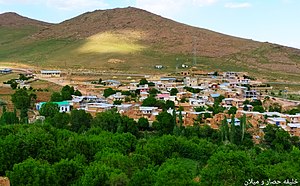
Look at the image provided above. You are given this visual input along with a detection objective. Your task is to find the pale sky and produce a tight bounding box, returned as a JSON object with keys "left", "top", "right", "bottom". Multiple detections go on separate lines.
{"left": 0, "top": 0, "right": 299, "bottom": 49}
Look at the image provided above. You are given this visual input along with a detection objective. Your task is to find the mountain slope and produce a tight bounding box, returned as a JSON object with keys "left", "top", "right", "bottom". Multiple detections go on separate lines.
{"left": 34, "top": 7, "right": 259, "bottom": 57}
{"left": 0, "top": 7, "right": 300, "bottom": 81}
{"left": 0, "top": 12, "right": 51, "bottom": 27}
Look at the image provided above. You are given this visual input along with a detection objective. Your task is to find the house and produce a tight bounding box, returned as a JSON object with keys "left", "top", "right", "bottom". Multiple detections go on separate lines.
{"left": 139, "top": 107, "right": 159, "bottom": 119}
{"left": 40, "top": 70, "right": 61, "bottom": 77}
{"left": 243, "top": 90, "right": 258, "bottom": 99}
{"left": 285, "top": 114, "right": 300, "bottom": 123}
{"left": 110, "top": 92, "right": 125, "bottom": 102}
{"left": 103, "top": 80, "right": 121, "bottom": 87}
{"left": 139, "top": 92, "right": 149, "bottom": 102}
{"left": 287, "top": 123, "right": 300, "bottom": 136}
{"left": 266, "top": 117, "right": 287, "bottom": 126}
{"left": 0, "top": 68, "right": 12, "bottom": 74}
{"left": 227, "top": 118, "right": 241, "bottom": 126}
{"left": 184, "top": 77, "right": 198, "bottom": 87}
{"left": 156, "top": 93, "right": 170, "bottom": 101}
{"left": 83, "top": 103, "right": 114, "bottom": 116}
{"left": 160, "top": 77, "right": 176, "bottom": 83}
{"left": 71, "top": 95, "right": 105, "bottom": 109}
{"left": 189, "top": 98, "right": 206, "bottom": 107}
{"left": 36, "top": 101, "right": 70, "bottom": 113}
{"left": 223, "top": 72, "right": 240, "bottom": 79}
{"left": 137, "top": 84, "right": 150, "bottom": 93}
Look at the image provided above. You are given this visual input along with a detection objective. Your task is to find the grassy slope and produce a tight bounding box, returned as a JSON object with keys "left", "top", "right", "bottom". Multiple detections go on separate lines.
{"left": 0, "top": 26, "right": 300, "bottom": 82}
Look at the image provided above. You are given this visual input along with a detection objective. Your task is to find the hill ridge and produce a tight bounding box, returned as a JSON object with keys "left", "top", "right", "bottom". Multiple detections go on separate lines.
{"left": 0, "top": 12, "right": 52, "bottom": 27}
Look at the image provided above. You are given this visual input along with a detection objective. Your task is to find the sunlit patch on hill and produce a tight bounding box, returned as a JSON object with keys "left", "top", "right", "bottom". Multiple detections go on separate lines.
{"left": 77, "top": 30, "right": 146, "bottom": 54}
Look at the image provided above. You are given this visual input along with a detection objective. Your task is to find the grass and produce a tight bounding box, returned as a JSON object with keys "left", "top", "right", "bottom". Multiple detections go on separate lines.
{"left": 1, "top": 26, "right": 300, "bottom": 86}
{"left": 78, "top": 31, "right": 146, "bottom": 54}
{"left": 0, "top": 73, "right": 19, "bottom": 82}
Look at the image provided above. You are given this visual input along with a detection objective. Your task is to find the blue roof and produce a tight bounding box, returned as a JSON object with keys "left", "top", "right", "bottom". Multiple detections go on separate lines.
{"left": 210, "top": 94, "right": 220, "bottom": 98}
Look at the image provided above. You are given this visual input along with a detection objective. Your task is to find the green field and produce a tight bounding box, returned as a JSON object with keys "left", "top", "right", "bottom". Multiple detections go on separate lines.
{"left": 1, "top": 26, "right": 300, "bottom": 83}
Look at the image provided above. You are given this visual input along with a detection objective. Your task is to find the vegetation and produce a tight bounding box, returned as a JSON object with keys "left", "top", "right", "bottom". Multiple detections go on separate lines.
{"left": 1, "top": 88, "right": 300, "bottom": 185}
{"left": 50, "top": 85, "right": 82, "bottom": 101}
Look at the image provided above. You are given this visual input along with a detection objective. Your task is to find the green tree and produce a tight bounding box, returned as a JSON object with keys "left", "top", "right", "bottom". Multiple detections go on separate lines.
{"left": 139, "top": 78, "right": 148, "bottom": 85}
{"left": 165, "top": 100, "right": 175, "bottom": 110}
{"left": 263, "top": 125, "right": 292, "bottom": 152}
{"left": 170, "top": 88, "right": 179, "bottom": 96}
{"left": 129, "top": 167, "right": 156, "bottom": 186}
{"left": 228, "top": 106, "right": 238, "bottom": 115}
{"left": 11, "top": 89, "right": 31, "bottom": 110}
{"left": 155, "top": 111, "right": 175, "bottom": 135}
{"left": 149, "top": 88, "right": 159, "bottom": 97}
{"left": 7, "top": 158, "right": 58, "bottom": 186}
{"left": 92, "top": 110, "right": 122, "bottom": 133}
{"left": 50, "top": 112, "right": 70, "bottom": 129}
{"left": 50, "top": 92, "right": 63, "bottom": 102}
{"left": 10, "top": 81, "right": 18, "bottom": 89}
{"left": 70, "top": 110, "right": 92, "bottom": 133}
{"left": 74, "top": 89, "right": 82, "bottom": 96}
{"left": 39, "top": 102, "right": 59, "bottom": 118}
{"left": 61, "top": 90, "right": 72, "bottom": 100}
{"left": 156, "top": 158, "right": 199, "bottom": 186}
{"left": 201, "top": 150, "right": 254, "bottom": 186}
{"left": 53, "top": 156, "right": 85, "bottom": 186}
{"left": 103, "top": 88, "right": 116, "bottom": 98}
{"left": 138, "top": 117, "right": 149, "bottom": 131}
{"left": 253, "top": 105, "right": 265, "bottom": 113}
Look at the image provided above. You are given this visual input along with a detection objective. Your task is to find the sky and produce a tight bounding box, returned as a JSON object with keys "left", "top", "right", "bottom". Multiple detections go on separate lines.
{"left": 0, "top": 0, "right": 299, "bottom": 49}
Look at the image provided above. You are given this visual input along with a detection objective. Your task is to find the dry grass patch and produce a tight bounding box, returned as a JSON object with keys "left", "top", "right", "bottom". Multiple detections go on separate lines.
{"left": 78, "top": 31, "right": 146, "bottom": 54}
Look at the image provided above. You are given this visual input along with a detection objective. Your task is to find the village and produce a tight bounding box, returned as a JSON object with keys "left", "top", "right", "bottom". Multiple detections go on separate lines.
{"left": 1, "top": 67, "right": 300, "bottom": 140}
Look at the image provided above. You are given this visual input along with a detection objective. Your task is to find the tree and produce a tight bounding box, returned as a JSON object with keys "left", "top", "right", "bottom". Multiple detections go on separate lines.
{"left": 156, "top": 158, "right": 198, "bottom": 186}
{"left": 61, "top": 90, "right": 72, "bottom": 100}
{"left": 253, "top": 105, "right": 265, "bottom": 113}
{"left": 138, "top": 117, "right": 150, "bottom": 131}
{"left": 92, "top": 110, "right": 122, "bottom": 133}
{"left": 113, "top": 100, "right": 123, "bottom": 105}
{"left": 70, "top": 110, "right": 92, "bottom": 133}
{"left": 201, "top": 150, "right": 254, "bottom": 186}
{"left": 155, "top": 111, "right": 175, "bottom": 135}
{"left": 263, "top": 125, "right": 292, "bottom": 152}
{"left": 50, "top": 92, "right": 63, "bottom": 102}
{"left": 142, "top": 97, "right": 157, "bottom": 107}
{"left": 103, "top": 88, "right": 116, "bottom": 98}
{"left": 53, "top": 156, "right": 85, "bottom": 186}
{"left": 149, "top": 88, "right": 159, "bottom": 97}
{"left": 74, "top": 89, "right": 82, "bottom": 96}
{"left": 39, "top": 102, "right": 59, "bottom": 118}
{"left": 228, "top": 106, "right": 238, "bottom": 115}
{"left": 7, "top": 158, "right": 58, "bottom": 186}
{"left": 165, "top": 100, "right": 175, "bottom": 110}
{"left": 129, "top": 167, "right": 156, "bottom": 186}
{"left": 170, "top": 88, "right": 179, "bottom": 96}
{"left": 139, "top": 78, "right": 148, "bottom": 85}
{"left": 50, "top": 112, "right": 70, "bottom": 129}
{"left": 11, "top": 89, "right": 30, "bottom": 110}
{"left": 0, "top": 107, "right": 19, "bottom": 125}
{"left": 10, "top": 81, "right": 18, "bottom": 89}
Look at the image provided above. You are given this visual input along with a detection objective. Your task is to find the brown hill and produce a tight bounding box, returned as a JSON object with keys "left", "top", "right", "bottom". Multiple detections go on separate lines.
{"left": 35, "top": 7, "right": 260, "bottom": 57}
{"left": 1, "top": 7, "right": 300, "bottom": 81}
{"left": 0, "top": 12, "right": 52, "bottom": 28}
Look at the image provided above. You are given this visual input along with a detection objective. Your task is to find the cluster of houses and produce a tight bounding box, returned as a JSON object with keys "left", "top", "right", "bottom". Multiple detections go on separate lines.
{"left": 35, "top": 71, "right": 300, "bottom": 137}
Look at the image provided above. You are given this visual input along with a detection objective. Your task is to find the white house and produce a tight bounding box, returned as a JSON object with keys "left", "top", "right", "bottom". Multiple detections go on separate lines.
{"left": 40, "top": 70, "right": 61, "bottom": 77}
{"left": 36, "top": 101, "right": 70, "bottom": 113}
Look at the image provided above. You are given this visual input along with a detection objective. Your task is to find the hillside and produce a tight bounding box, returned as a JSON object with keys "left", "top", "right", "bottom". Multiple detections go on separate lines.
{"left": 0, "top": 7, "right": 300, "bottom": 81}
{"left": 0, "top": 12, "right": 51, "bottom": 28}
